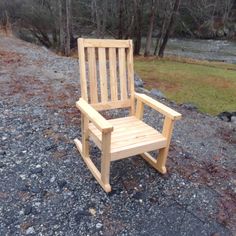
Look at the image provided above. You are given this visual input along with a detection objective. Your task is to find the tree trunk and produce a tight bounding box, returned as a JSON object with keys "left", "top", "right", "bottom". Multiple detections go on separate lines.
{"left": 144, "top": 0, "right": 157, "bottom": 57}
{"left": 101, "top": 0, "right": 108, "bottom": 38}
{"left": 133, "top": 0, "right": 143, "bottom": 55}
{"left": 158, "top": 0, "right": 181, "bottom": 57}
{"left": 154, "top": 16, "right": 166, "bottom": 55}
{"left": 59, "top": 0, "right": 65, "bottom": 55}
{"left": 65, "top": 0, "right": 71, "bottom": 56}
{"left": 118, "top": 0, "right": 124, "bottom": 38}
{"left": 93, "top": 0, "right": 101, "bottom": 38}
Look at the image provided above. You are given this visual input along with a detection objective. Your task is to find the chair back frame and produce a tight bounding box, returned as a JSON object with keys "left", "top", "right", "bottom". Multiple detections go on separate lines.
{"left": 78, "top": 38, "right": 135, "bottom": 113}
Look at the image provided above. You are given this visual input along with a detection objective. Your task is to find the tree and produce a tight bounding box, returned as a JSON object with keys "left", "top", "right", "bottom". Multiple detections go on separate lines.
{"left": 158, "top": 0, "right": 181, "bottom": 57}
{"left": 144, "top": 0, "right": 158, "bottom": 57}
{"left": 133, "top": 0, "right": 143, "bottom": 55}
{"left": 65, "top": 0, "right": 71, "bottom": 56}
{"left": 92, "top": 0, "right": 108, "bottom": 38}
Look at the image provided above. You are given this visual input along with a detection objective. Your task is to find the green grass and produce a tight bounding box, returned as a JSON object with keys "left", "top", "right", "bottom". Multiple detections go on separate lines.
{"left": 134, "top": 57, "right": 236, "bottom": 115}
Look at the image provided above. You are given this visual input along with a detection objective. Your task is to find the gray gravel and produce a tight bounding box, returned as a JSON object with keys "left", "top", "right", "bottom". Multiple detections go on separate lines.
{"left": 0, "top": 36, "right": 236, "bottom": 236}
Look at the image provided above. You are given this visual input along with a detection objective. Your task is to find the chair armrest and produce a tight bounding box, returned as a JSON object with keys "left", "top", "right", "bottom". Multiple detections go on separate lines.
{"left": 76, "top": 98, "right": 113, "bottom": 133}
{"left": 134, "top": 92, "right": 182, "bottom": 120}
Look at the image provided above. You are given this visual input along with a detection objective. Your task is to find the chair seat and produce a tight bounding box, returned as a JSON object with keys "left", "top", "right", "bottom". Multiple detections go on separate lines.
{"left": 88, "top": 116, "right": 167, "bottom": 161}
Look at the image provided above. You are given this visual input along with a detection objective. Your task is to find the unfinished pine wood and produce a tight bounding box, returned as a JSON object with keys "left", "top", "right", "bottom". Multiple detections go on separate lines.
{"left": 101, "top": 132, "right": 111, "bottom": 186}
{"left": 78, "top": 38, "right": 88, "bottom": 101}
{"left": 88, "top": 116, "right": 167, "bottom": 160}
{"left": 127, "top": 40, "right": 135, "bottom": 115}
{"left": 78, "top": 38, "right": 134, "bottom": 110}
{"left": 118, "top": 48, "right": 128, "bottom": 100}
{"left": 83, "top": 39, "right": 130, "bottom": 48}
{"left": 87, "top": 47, "right": 98, "bottom": 103}
{"left": 135, "top": 99, "right": 144, "bottom": 119}
{"left": 109, "top": 48, "right": 118, "bottom": 101}
{"left": 98, "top": 48, "right": 108, "bottom": 102}
{"left": 75, "top": 38, "right": 182, "bottom": 192}
{"left": 135, "top": 92, "right": 182, "bottom": 120}
{"left": 76, "top": 98, "right": 113, "bottom": 133}
{"left": 91, "top": 99, "right": 131, "bottom": 111}
{"left": 81, "top": 114, "right": 89, "bottom": 157}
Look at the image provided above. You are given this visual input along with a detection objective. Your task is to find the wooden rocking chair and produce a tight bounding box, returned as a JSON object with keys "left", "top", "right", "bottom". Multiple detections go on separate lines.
{"left": 74, "top": 38, "right": 182, "bottom": 192}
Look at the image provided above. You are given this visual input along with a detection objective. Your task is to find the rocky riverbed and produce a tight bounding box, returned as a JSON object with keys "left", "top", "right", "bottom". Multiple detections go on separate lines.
{"left": 0, "top": 36, "right": 236, "bottom": 235}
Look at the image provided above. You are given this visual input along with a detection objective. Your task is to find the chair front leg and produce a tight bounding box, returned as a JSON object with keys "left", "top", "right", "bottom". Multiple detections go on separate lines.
{"left": 155, "top": 116, "right": 174, "bottom": 174}
{"left": 101, "top": 132, "right": 112, "bottom": 191}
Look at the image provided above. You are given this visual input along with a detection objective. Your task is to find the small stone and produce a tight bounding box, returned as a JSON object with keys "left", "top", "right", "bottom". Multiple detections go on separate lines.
{"left": 20, "top": 174, "right": 27, "bottom": 180}
{"left": 89, "top": 208, "right": 96, "bottom": 216}
{"left": 150, "top": 89, "right": 166, "bottom": 98}
{"left": 218, "top": 111, "right": 232, "bottom": 122}
{"left": 45, "top": 144, "right": 57, "bottom": 151}
{"left": 0, "top": 151, "right": 6, "bottom": 156}
{"left": 24, "top": 205, "right": 32, "bottom": 215}
{"left": 31, "top": 186, "right": 41, "bottom": 193}
{"left": 50, "top": 176, "right": 56, "bottom": 183}
{"left": 18, "top": 184, "right": 29, "bottom": 192}
{"left": 96, "top": 223, "right": 103, "bottom": 229}
{"left": 33, "top": 202, "right": 41, "bottom": 207}
{"left": 57, "top": 180, "right": 67, "bottom": 189}
{"left": 75, "top": 211, "right": 90, "bottom": 222}
{"left": 26, "top": 226, "right": 35, "bottom": 235}
{"left": 231, "top": 116, "right": 236, "bottom": 124}
{"left": 31, "top": 167, "right": 42, "bottom": 174}
{"left": 132, "top": 192, "right": 143, "bottom": 200}
{"left": 2, "top": 136, "right": 7, "bottom": 141}
{"left": 0, "top": 162, "right": 5, "bottom": 168}
{"left": 19, "top": 210, "right": 24, "bottom": 215}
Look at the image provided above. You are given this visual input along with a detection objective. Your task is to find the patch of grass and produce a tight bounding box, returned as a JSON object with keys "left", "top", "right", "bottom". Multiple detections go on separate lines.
{"left": 134, "top": 56, "right": 236, "bottom": 115}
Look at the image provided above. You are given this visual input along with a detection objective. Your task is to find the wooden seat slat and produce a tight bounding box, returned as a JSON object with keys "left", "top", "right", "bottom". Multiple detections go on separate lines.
{"left": 88, "top": 116, "right": 167, "bottom": 159}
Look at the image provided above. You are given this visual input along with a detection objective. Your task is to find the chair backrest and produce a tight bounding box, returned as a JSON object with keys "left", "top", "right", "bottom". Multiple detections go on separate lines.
{"left": 78, "top": 38, "right": 134, "bottom": 111}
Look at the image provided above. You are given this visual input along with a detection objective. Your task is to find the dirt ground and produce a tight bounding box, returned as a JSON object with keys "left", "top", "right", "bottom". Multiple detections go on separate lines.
{"left": 0, "top": 36, "right": 235, "bottom": 236}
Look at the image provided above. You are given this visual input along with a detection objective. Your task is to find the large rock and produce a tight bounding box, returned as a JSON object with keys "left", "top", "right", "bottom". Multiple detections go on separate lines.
{"left": 150, "top": 89, "right": 166, "bottom": 99}
{"left": 134, "top": 73, "right": 144, "bottom": 87}
{"left": 218, "top": 111, "right": 236, "bottom": 122}
{"left": 181, "top": 103, "right": 198, "bottom": 111}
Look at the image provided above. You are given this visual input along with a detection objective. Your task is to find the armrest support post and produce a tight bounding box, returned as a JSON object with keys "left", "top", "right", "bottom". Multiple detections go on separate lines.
{"left": 135, "top": 99, "right": 144, "bottom": 119}
{"left": 134, "top": 92, "right": 182, "bottom": 121}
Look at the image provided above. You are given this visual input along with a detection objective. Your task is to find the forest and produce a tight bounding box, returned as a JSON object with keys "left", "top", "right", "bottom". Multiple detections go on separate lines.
{"left": 0, "top": 0, "right": 236, "bottom": 56}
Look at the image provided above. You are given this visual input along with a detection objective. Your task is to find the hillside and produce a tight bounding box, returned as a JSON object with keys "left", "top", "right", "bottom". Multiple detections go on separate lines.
{"left": 0, "top": 36, "right": 235, "bottom": 235}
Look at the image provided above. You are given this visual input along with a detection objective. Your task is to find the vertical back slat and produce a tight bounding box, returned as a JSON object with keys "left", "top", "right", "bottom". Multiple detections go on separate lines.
{"left": 87, "top": 47, "right": 98, "bottom": 103}
{"left": 109, "top": 48, "right": 118, "bottom": 101}
{"left": 98, "top": 48, "right": 108, "bottom": 102}
{"left": 127, "top": 40, "right": 135, "bottom": 114}
{"left": 78, "top": 38, "right": 88, "bottom": 101}
{"left": 118, "top": 48, "right": 127, "bottom": 100}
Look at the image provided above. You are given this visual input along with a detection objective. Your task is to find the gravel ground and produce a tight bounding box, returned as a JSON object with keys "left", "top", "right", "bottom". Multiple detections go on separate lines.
{"left": 0, "top": 36, "right": 236, "bottom": 236}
